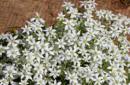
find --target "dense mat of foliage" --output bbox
[0,0,130,85]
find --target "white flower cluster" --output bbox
[0,0,130,85]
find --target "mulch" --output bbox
[0,0,130,33]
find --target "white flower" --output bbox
[28,15,45,32]
[63,2,74,10]
[33,63,44,74]
[0,45,5,56]
[66,45,78,58]
[49,80,61,85]
[0,33,12,40]
[34,76,47,85]
[55,39,66,49]
[0,1,129,85]
[127,27,130,34]
[36,32,45,42]
[45,26,56,38]
[22,25,32,35]
[6,45,20,58]
[83,11,93,19]
[40,42,54,55]
[63,19,77,30]
[0,79,9,85]
[67,7,81,18]
[19,80,28,85]
[3,65,17,80]
[57,12,65,21]
[124,55,130,62]
[96,10,105,19]
[49,68,61,79]
[6,35,19,46]
[65,72,79,85]
[81,0,96,10]
[20,64,32,80]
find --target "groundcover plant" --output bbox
[0,0,130,85]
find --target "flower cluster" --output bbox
[0,0,130,85]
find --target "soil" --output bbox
[0,0,130,33]
[96,0,130,16]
